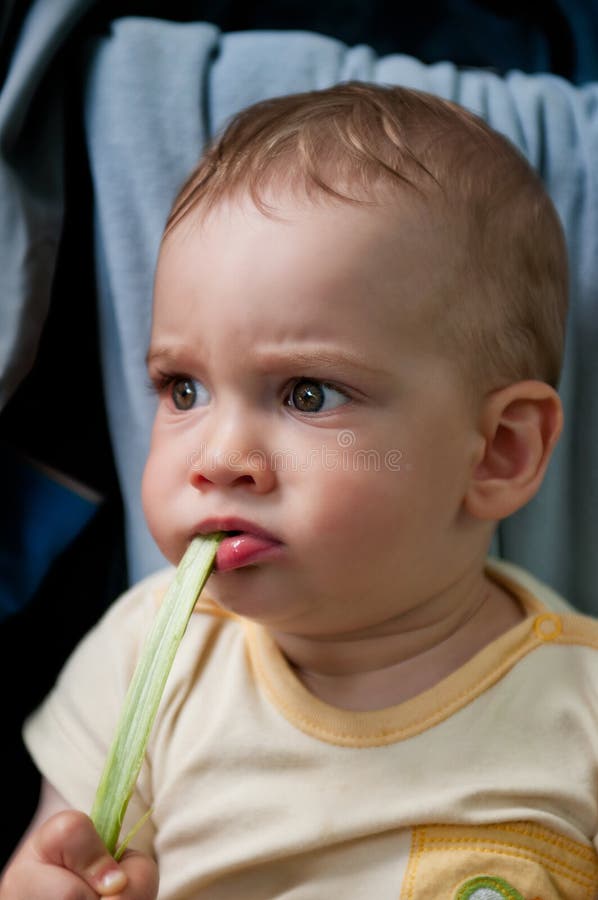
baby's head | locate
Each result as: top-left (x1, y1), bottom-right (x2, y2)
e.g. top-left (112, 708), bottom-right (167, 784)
top-left (167, 81), bottom-right (568, 400)
top-left (143, 83), bottom-right (566, 635)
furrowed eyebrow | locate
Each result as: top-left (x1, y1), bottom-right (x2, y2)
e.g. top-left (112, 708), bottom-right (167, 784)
top-left (251, 347), bottom-right (388, 378)
top-left (145, 345), bottom-right (194, 369)
top-left (145, 344), bottom-right (390, 380)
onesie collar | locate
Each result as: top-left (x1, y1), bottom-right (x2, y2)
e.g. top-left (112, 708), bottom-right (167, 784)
top-left (243, 558), bottom-right (577, 747)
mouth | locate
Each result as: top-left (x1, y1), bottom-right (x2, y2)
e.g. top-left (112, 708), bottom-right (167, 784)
top-left (193, 518), bottom-right (284, 573)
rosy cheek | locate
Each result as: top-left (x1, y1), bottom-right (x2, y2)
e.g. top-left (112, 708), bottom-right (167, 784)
top-left (141, 453), bottom-right (163, 529)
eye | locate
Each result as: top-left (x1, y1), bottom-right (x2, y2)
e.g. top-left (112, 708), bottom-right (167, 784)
top-left (287, 379), bottom-right (348, 414)
top-left (171, 378), bottom-right (210, 411)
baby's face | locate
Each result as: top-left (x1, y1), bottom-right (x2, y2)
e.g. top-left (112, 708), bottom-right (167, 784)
top-left (143, 194), bottom-right (485, 637)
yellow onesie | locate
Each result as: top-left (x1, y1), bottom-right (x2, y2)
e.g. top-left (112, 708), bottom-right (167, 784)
top-left (24, 559), bottom-right (598, 899)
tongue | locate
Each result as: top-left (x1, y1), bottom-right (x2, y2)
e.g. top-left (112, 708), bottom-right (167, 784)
top-left (215, 533), bottom-right (278, 571)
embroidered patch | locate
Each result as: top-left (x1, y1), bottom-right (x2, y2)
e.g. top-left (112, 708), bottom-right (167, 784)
top-left (403, 822), bottom-right (597, 900)
top-left (455, 876), bottom-right (526, 900)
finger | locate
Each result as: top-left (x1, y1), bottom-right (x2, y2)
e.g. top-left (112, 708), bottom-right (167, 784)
top-left (32, 810), bottom-right (128, 896)
top-left (1, 856), bottom-right (101, 900)
top-left (114, 849), bottom-right (159, 900)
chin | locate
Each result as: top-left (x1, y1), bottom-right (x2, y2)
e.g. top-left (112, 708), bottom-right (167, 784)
top-left (149, 535), bottom-right (183, 568)
top-left (209, 573), bottom-right (297, 625)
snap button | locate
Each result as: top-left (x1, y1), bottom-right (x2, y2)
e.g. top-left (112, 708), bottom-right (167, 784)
top-left (533, 612), bottom-right (562, 641)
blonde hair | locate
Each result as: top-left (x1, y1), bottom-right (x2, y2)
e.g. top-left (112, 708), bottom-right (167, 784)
top-left (166, 82), bottom-right (568, 392)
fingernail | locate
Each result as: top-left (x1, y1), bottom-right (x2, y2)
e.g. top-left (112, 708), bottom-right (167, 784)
top-left (99, 868), bottom-right (127, 891)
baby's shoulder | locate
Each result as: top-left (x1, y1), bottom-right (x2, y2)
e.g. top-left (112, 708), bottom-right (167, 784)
top-left (487, 557), bottom-right (598, 675)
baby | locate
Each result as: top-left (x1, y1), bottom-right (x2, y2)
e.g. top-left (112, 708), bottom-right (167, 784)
top-left (3, 82), bottom-right (596, 899)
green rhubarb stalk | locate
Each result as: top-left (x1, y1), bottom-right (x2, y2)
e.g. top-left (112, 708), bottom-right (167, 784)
top-left (91, 533), bottom-right (222, 856)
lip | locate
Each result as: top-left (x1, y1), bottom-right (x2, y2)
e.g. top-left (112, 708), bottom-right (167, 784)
top-left (193, 517), bottom-right (284, 573)
top-left (193, 517), bottom-right (280, 543)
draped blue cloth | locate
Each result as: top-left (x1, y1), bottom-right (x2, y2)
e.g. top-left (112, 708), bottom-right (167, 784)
top-left (1, 10), bottom-right (597, 611)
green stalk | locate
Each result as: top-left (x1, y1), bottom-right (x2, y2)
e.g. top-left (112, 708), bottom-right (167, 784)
top-left (91, 533), bottom-right (222, 855)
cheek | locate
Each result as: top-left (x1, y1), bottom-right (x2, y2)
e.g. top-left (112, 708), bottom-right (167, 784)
top-left (141, 449), bottom-right (185, 566)
top-left (141, 451), bottom-right (161, 536)
top-left (295, 462), bottom-right (407, 538)
top-left (141, 433), bottom-right (182, 528)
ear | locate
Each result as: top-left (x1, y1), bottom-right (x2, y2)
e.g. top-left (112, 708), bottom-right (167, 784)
top-left (464, 380), bottom-right (563, 521)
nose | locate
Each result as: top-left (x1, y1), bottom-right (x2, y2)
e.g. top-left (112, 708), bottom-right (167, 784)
top-left (188, 408), bottom-right (276, 494)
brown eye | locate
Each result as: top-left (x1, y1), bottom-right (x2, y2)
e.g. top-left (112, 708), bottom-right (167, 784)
top-left (290, 381), bottom-right (325, 412)
top-left (171, 379), bottom-right (197, 410)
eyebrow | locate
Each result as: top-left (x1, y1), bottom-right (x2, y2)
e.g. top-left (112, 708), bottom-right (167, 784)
top-left (145, 343), bottom-right (389, 379)
top-left (251, 346), bottom-right (388, 378)
top-left (145, 345), bottom-right (197, 370)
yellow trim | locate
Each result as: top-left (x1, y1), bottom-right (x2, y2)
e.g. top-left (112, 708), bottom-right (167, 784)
top-left (242, 559), bottom-right (598, 747)
top-left (192, 597), bottom-right (238, 619)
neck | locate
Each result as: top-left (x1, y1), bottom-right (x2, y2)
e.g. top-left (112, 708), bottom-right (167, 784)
top-left (272, 571), bottom-right (524, 711)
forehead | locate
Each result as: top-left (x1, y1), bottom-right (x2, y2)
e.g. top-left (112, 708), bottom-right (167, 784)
top-left (157, 192), bottom-right (452, 321)
top-left (151, 195), bottom-right (470, 399)
top-left (152, 195), bottom-right (467, 391)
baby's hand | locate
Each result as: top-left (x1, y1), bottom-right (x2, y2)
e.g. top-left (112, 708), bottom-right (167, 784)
top-left (0, 810), bottom-right (158, 899)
